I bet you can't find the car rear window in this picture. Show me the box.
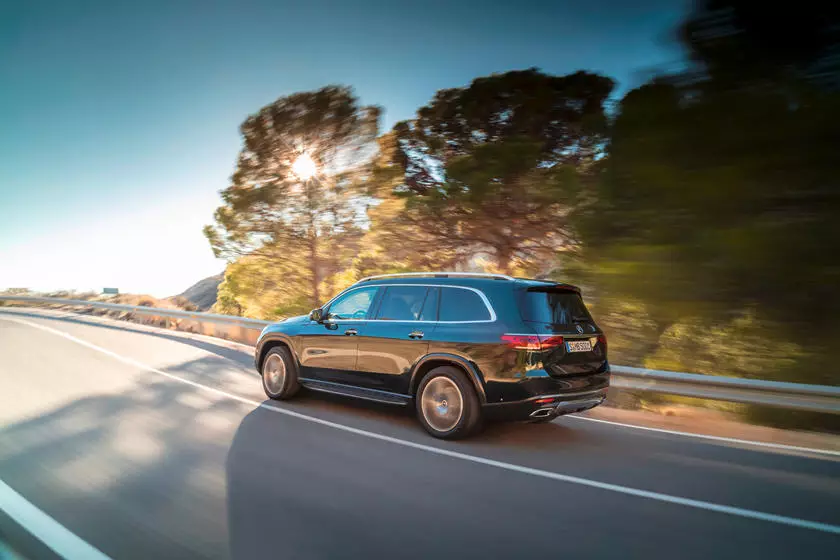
[517,288,593,326]
[439,287,491,322]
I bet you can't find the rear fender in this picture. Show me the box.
[409,353,487,404]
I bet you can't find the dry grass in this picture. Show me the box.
[0,290,259,345]
[2,290,186,329]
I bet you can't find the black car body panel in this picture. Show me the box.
[255,274,610,421]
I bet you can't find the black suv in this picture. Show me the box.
[254,273,609,439]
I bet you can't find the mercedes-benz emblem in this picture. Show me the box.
[575,324,584,333]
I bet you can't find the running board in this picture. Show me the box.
[299,379,411,406]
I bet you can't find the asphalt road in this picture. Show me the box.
[1,308,838,559]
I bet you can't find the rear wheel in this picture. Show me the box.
[261,346,300,400]
[416,366,481,439]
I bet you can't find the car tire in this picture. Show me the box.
[261,345,300,400]
[416,366,481,439]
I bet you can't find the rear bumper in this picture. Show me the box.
[482,375,610,421]
[526,390,607,420]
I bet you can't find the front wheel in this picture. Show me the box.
[416,366,481,439]
[261,346,300,400]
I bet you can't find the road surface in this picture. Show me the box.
[1,308,838,559]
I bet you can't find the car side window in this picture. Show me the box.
[439,287,491,322]
[418,287,439,321]
[327,287,378,320]
[375,286,428,321]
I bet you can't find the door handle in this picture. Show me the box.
[344,328,358,336]
[408,330,424,339]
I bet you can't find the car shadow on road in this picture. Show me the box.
[469,418,587,448]
[273,387,589,450]
[224,404,586,559]
[0,367,249,559]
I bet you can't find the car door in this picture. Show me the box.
[297,285,380,386]
[422,285,500,373]
[354,285,438,394]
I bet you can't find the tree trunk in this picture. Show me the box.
[309,232,320,308]
[496,246,513,275]
[306,180,321,309]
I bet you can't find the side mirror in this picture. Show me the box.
[309,308,324,322]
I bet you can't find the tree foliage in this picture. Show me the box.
[213,248,311,319]
[205,86,380,307]
[679,0,840,90]
[346,132,462,276]
[577,3,840,332]
[380,69,614,273]
[572,1,840,412]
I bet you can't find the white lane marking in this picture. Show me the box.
[9,308,835,457]
[0,479,111,560]
[5,315,840,537]
[569,416,840,457]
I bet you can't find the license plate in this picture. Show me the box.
[566,340,592,353]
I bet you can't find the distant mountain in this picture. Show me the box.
[171,274,223,311]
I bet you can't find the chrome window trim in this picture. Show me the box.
[321,283,497,323]
[359,271,515,282]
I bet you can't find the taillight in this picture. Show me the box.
[501,334,565,351]
[539,336,565,349]
[501,334,541,350]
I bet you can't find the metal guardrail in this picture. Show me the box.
[611,365,839,414]
[1,295,838,414]
[0,296,271,330]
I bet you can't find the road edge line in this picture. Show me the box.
[568,415,840,457]
[0,479,111,560]
[4,315,840,537]
[6,308,836,456]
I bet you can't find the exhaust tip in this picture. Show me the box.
[529,408,555,418]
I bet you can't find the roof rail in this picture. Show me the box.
[358,272,515,282]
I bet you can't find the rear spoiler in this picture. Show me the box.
[525,283,581,294]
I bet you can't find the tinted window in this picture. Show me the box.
[376,286,428,320]
[518,289,592,326]
[439,288,491,321]
[419,287,439,321]
[328,287,378,319]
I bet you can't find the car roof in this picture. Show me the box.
[353,273,579,292]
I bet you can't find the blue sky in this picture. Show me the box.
[0,0,689,296]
